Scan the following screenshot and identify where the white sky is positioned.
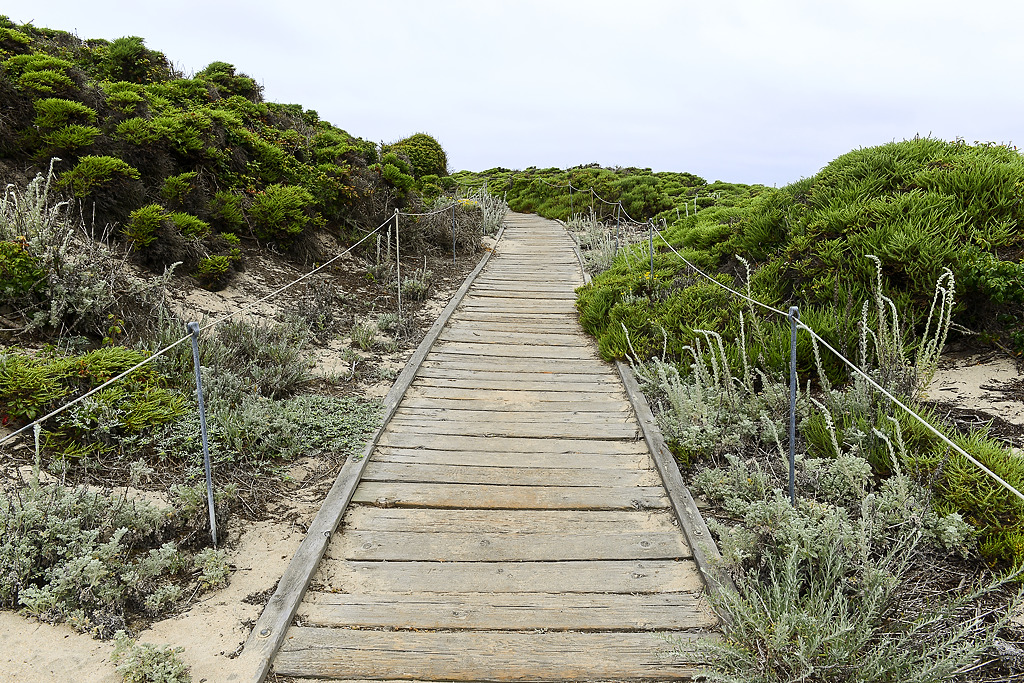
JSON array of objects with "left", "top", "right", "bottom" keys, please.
[{"left": 4, "top": 1, "right": 1021, "bottom": 186}]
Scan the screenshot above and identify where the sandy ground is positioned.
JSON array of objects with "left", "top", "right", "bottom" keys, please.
[{"left": 926, "top": 352, "right": 1024, "bottom": 427}]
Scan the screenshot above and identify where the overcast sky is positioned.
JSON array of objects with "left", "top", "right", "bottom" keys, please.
[{"left": 5, "top": 1, "right": 1021, "bottom": 186}]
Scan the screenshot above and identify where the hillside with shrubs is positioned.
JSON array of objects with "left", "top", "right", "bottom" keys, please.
[{"left": 0, "top": 17, "right": 507, "bottom": 676}]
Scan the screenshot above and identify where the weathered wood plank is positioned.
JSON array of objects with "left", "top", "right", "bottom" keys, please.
[
  {"left": 369, "top": 446, "right": 651, "bottom": 470},
  {"left": 392, "top": 406, "right": 636, "bottom": 426},
  {"left": 375, "top": 432, "right": 648, "bottom": 454},
  {"left": 419, "top": 355, "right": 610, "bottom": 374},
  {"left": 297, "top": 591, "right": 715, "bottom": 631},
  {"left": 361, "top": 460, "right": 659, "bottom": 487},
  {"left": 320, "top": 559, "right": 702, "bottom": 594},
  {"left": 273, "top": 628, "right": 705, "bottom": 681},
  {"left": 350, "top": 481, "right": 669, "bottom": 510},
  {"left": 385, "top": 417, "right": 639, "bottom": 439},
  {"left": 399, "top": 396, "right": 629, "bottom": 412},
  {"left": 439, "top": 328, "right": 588, "bottom": 345},
  {"left": 328, "top": 530, "right": 688, "bottom": 561},
  {"left": 410, "top": 376, "right": 618, "bottom": 392},
  {"left": 341, "top": 506, "right": 678, "bottom": 534},
  {"left": 430, "top": 342, "right": 597, "bottom": 360},
  {"left": 405, "top": 387, "right": 626, "bottom": 403}
]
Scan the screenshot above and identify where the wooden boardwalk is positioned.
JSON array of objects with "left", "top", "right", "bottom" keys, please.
[{"left": 254, "top": 213, "right": 718, "bottom": 681}]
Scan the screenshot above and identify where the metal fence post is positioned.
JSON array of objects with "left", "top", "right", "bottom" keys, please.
[
  {"left": 394, "top": 209, "right": 402, "bottom": 322},
  {"left": 451, "top": 203, "right": 457, "bottom": 267},
  {"left": 615, "top": 202, "right": 621, "bottom": 255},
  {"left": 648, "top": 220, "right": 654, "bottom": 282},
  {"left": 787, "top": 306, "right": 800, "bottom": 507},
  {"left": 187, "top": 322, "right": 218, "bottom": 548}
]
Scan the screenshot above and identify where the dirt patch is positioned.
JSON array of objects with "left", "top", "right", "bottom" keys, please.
[{"left": 924, "top": 351, "right": 1024, "bottom": 449}]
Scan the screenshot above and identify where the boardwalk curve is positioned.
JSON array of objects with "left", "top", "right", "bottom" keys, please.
[{"left": 242, "top": 212, "right": 720, "bottom": 682}]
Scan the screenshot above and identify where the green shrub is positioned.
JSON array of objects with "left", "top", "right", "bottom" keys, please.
[
  {"left": 166, "top": 212, "right": 208, "bottom": 238},
  {"left": 0, "top": 26, "right": 32, "bottom": 53},
  {"left": 4, "top": 54, "right": 76, "bottom": 93},
  {"left": 114, "top": 117, "right": 156, "bottom": 144},
  {"left": 33, "top": 98, "right": 97, "bottom": 129},
  {"left": 102, "top": 81, "right": 145, "bottom": 114},
  {"left": 385, "top": 132, "right": 447, "bottom": 178},
  {"left": 249, "top": 184, "right": 313, "bottom": 240},
  {"left": 103, "top": 36, "right": 164, "bottom": 84},
  {"left": 0, "top": 350, "right": 69, "bottom": 421},
  {"left": 208, "top": 190, "right": 245, "bottom": 232},
  {"left": 124, "top": 204, "right": 166, "bottom": 247},
  {"left": 0, "top": 240, "right": 45, "bottom": 302},
  {"left": 40, "top": 124, "right": 100, "bottom": 155},
  {"left": 57, "top": 155, "right": 140, "bottom": 197},
  {"left": 160, "top": 172, "right": 198, "bottom": 206},
  {"left": 194, "top": 255, "right": 231, "bottom": 290}
]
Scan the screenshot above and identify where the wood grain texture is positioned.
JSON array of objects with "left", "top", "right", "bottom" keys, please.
[
  {"left": 298, "top": 591, "right": 715, "bottom": 630},
  {"left": 320, "top": 559, "right": 703, "bottom": 594},
  {"left": 341, "top": 506, "right": 679, "bottom": 534},
  {"left": 273, "top": 628, "right": 706, "bottom": 681},
  {"left": 361, "top": 460, "right": 660, "bottom": 487},
  {"left": 328, "top": 529, "right": 688, "bottom": 561},
  {"left": 350, "top": 481, "right": 670, "bottom": 510}
]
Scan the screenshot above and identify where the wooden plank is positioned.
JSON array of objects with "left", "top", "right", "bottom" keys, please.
[
  {"left": 616, "top": 360, "right": 735, "bottom": 604},
  {"left": 341, "top": 506, "right": 679, "bottom": 534},
  {"left": 411, "top": 377, "right": 617, "bottom": 392},
  {"left": 319, "top": 559, "right": 702, "bottom": 594},
  {"left": 419, "top": 355, "right": 608, "bottom": 373},
  {"left": 360, "top": 461, "right": 660, "bottom": 487},
  {"left": 375, "top": 432, "right": 649, "bottom": 454},
  {"left": 443, "top": 320, "right": 579, "bottom": 334},
  {"left": 392, "top": 406, "right": 636, "bottom": 426},
  {"left": 404, "top": 385, "right": 624, "bottom": 402},
  {"left": 399, "top": 396, "right": 630, "bottom": 412},
  {"left": 273, "top": 628, "right": 705, "bottom": 680},
  {"left": 466, "top": 289, "right": 577, "bottom": 300},
  {"left": 328, "top": 530, "right": 688, "bottom": 561},
  {"left": 370, "top": 447, "right": 651, "bottom": 470},
  {"left": 385, "top": 418, "right": 639, "bottom": 439},
  {"left": 350, "top": 481, "right": 669, "bottom": 510},
  {"left": 431, "top": 341, "right": 596, "bottom": 359},
  {"left": 297, "top": 591, "right": 715, "bottom": 631},
  {"left": 439, "top": 328, "right": 588, "bottom": 345},
  {"left": 235, "top": 225, "right": 508, "bottom": 683}
]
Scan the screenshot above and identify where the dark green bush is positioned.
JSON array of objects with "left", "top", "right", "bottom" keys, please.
[
  {"left": 33, "top": 98, "right": 96, "bottom": 129},
  {"left": 0, "top": 241, "right": 45, "bottom": 302},
  {"left": 102, "top": 36, "right": 165, "bottom": 84},
  {"left": 208, "top": 190, "right": 245, "bottom": 232},
  {"left": 195, "top": 255, "right": 231, "bottom": 290},
  {"left": 249, "top": 184, "right": 313, "bottom": 240},
  {"left": 385, "top": 132, "right": 447, "bottom": 178},
  {"left": 57, "top": 155, "right": 140, "bottom": 196},
  {"left": 123, "top": 204, "right": 165, "bottom": 247}
]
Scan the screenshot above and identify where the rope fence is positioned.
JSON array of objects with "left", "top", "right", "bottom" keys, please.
[{"left": 637, "top": 225, "right": 1024, "bottom": 505}]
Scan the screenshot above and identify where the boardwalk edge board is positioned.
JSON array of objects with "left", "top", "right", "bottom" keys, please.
[
  {"left": 561, "top": 217, "right": 734, "bottom": 603},
  {"left": 232, "top": 224, "right": 507, "bottom": 683},
  {"left": 615, "top": 360, "right": 737, "bottom": 603}
]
